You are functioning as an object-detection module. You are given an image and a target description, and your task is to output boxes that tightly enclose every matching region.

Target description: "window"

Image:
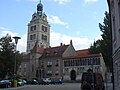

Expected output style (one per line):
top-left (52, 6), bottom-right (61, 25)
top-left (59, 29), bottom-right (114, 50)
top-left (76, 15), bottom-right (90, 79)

top-left (31, 25), bottom-right (36, 31)
top-left (30, 34), bottom-right (36, 40)
top-left (28, 44), bottom-right (30, 49)
top-left (42, 25), bottom-right (47, 32)
top-left (88, 59), bottom-right (91, 65)
top-left (112, 17), bottom-right (116, 41)
top-left (30, 35), bottom-right (32, 40)
top-left (47, 61), bottom-right (52, 67)
top-left (31, 26), bottom-right (34, 31)
top-left (64, 68), bottom-right (69, 75)
top-left (33, 34), bottom-right (36, 40)
top-left (34, 25), bottom-right (36, 30)
top-left (96, 58), bottom-right (100, 65)
top-left (47, 70), bottom-right (52, 76)
top-left (118, 2), bottom-right (120, 25)
top-left (41, 34), bottom-right (47, 41)
top-left (32, 64), bottom-right (34, 72)
top-left (55, 70), bottom-right (59, 75)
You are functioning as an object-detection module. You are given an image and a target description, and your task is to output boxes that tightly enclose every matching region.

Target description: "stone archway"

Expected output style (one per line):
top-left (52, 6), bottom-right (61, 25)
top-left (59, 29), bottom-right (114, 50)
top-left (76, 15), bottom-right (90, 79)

top-left (70, 70), bottom-right (76, 80)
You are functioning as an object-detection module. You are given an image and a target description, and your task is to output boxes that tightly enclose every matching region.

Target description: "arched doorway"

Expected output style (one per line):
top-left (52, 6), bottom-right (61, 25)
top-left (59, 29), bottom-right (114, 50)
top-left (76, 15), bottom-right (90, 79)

top-left (70, 70), bottom-right (76, 80)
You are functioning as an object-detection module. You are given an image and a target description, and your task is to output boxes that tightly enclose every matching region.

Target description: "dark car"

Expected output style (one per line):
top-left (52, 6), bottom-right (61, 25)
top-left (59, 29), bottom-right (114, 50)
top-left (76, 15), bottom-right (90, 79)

top-left (50, 79), bottom-right (63, 84)
top-left (38, 79), bottom-right (48, 85)
top-left (81, 72), bottom-right (105, 90)
top-left (0, 80), bottom-right (11, 88)
top-left (27, 79), bottom-right (38, 85)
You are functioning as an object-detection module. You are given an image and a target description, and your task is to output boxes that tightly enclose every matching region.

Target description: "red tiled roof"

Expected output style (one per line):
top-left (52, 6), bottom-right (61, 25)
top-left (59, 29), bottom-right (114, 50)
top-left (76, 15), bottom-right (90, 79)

top-left (63, 49), bottom-right (101, 60)
top-left (76, 49), bottom-right (90, 56)
top-left (63, 53), bottom-right (101, 60)
top-left (41, 45), bottom-right (69, 58)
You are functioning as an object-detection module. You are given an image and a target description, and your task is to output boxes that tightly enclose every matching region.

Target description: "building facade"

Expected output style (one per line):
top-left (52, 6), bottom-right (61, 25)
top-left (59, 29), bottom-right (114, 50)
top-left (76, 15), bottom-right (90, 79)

top-left (27, 0), bottom-right (50, 53)
top-left (63, 50), bottom-right (106, 81)
top-left (38, 40), bottom-right (77, 80)
top-left (18, 1), bottom-right (107, 81)
top-left (18, 0), bottom-right (50, 80)
top-left (108, 0), bottom-right (120, 89)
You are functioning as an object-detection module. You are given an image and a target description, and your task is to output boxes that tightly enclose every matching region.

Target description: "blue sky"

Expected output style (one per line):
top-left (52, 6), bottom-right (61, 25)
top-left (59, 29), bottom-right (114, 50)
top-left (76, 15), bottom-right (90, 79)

top-left (0, 0), bottom-right (108, 52)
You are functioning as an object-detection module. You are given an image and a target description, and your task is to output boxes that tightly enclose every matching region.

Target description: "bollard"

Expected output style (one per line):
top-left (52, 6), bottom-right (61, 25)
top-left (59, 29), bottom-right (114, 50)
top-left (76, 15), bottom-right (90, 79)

top-left (14, 80), bottom-right (17, 87)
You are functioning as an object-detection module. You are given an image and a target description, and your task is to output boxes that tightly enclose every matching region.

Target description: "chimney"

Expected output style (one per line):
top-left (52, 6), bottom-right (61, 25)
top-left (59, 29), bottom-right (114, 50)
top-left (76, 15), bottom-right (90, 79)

top-left (70, 40), bottom-right (73, 45)
top-left (60, 43), bottom-right (63, 46)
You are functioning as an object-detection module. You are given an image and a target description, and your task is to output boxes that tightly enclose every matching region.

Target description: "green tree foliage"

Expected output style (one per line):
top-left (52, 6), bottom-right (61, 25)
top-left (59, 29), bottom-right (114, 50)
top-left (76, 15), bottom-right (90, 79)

top-left (89, 11), bottom-right (112, 72)
top-left (0, 34), bottom-right (23, 79)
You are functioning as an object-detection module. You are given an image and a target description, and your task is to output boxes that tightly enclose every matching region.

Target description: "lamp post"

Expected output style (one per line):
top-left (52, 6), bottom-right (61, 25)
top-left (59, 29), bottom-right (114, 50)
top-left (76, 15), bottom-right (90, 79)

top-left (13, 36), bottom-right (21, 87)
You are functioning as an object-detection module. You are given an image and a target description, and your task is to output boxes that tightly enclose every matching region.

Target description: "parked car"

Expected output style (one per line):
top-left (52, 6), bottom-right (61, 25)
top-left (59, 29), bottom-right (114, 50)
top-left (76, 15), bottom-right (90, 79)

top-left (42, 78), bottom-right (51, 85)
top-left (0, 80), bottom-right (11, 88)
top-left (50, 79), bottom-right (63, 84)
top-left (38, 79), bottom-right (47, 85)
top-left (81, 71), bottom-right (105, 90)
top-left (17, 79), bottom-right (24, 86)
top-left (27, 79), bottom-right (38, 85)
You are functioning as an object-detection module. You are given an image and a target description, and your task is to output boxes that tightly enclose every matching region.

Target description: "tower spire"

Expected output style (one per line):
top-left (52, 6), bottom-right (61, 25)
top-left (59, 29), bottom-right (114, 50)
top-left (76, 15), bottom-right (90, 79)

top-left (37, 0), bottom-right (43, 16)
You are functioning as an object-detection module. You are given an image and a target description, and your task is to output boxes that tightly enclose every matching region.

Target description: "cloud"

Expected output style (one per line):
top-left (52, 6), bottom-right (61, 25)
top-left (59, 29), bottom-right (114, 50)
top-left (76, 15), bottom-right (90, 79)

top-left (48, 15), bottom-right (69, 29)
top-left (50, 32), bottom-right (93, 50)
top-left (0, 27), bottom-right (27, 52)
top-left (52, 0), bottom-right (71, 4)
top-left (84, 0), bottom-right (98, 3)
top-left (0, 27), bottom-right (94, 52)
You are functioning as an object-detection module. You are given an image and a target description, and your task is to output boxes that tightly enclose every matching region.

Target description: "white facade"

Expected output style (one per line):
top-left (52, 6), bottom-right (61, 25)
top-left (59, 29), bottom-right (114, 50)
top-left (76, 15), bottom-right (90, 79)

top-left (109, 0), bottom-right (120, 89)
top-left (63, 54), bottom-right (106, 81)
top-left (27, 1), bottom-right (50, 53)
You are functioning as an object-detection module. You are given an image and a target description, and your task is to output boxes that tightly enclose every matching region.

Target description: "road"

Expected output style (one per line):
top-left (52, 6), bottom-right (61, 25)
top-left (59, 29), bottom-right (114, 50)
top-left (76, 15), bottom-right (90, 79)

top-left (4, 83), bottom-right (81, 90)
top-left (0, 83), bottom-right (113, 90)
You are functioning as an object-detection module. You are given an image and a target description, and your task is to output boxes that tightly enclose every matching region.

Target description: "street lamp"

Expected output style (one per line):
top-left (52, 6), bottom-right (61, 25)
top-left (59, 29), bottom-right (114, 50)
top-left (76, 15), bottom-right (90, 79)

top-left (13, 36), bottom-right (21, 87)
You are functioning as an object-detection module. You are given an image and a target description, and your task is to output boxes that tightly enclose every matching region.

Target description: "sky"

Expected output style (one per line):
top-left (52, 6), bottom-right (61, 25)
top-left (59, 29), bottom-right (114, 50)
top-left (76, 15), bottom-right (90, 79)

top-left (0, 0), bottom-right (108, 52)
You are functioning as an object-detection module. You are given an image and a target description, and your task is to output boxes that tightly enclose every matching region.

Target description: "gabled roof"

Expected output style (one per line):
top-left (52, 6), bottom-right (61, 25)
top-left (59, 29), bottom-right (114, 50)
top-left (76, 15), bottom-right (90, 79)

top-left (63, 49), bottom-right (101, 60)
top-left (76, 49), bottom-right (90, 56)
top-left (41, 45), bottom-right (69, 58)
top-left (30, 41), bottom-right (44, 54)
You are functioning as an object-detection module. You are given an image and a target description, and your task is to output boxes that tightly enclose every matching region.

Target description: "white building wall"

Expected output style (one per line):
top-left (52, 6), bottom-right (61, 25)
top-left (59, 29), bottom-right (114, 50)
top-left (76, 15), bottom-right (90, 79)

top-left (110, 0), bottom-right (120, 89)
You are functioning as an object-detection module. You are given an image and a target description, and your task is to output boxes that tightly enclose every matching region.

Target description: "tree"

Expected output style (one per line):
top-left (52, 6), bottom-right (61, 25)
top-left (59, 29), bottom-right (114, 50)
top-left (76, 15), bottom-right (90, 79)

top-left (0, 34), bottom-right (23, 79)
top-left (89, 11), bottom-right (112, 72)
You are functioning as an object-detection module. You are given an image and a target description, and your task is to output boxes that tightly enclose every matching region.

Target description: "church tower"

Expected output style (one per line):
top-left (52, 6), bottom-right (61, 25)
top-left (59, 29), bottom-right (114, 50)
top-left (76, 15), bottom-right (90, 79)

top-left (27, 0), bottom-right (50, 53)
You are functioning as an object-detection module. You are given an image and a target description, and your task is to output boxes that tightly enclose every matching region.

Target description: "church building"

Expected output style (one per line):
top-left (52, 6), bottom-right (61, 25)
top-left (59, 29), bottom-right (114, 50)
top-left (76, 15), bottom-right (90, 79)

top-left (26, 0), bottom-right (50, 53)
top-left (18, 1), bottom-right (107, 81)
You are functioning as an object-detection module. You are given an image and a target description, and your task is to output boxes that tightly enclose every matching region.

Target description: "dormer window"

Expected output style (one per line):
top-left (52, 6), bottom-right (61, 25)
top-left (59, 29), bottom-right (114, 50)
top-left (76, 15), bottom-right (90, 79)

top-left (54, 50), bottom-right (58, 55)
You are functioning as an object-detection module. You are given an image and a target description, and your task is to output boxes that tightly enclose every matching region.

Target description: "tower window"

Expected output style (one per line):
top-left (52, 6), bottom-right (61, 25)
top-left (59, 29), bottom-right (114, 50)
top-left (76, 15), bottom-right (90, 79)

top-left (34, 25), bottom-right (36, 30)
top-left (31, 25), bottom-right (36, 31)
top-left (42, 25), bottom-right (47, 32)
top-left (41, 34), bottom-right (47, 41)
top-left (30, 34), bottom-right (36, 40)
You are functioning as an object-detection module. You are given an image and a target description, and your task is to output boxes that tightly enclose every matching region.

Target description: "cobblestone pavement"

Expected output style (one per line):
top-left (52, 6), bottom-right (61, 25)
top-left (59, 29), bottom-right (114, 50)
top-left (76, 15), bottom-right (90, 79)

top-left (0, 83), bottom-right (113, 90)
